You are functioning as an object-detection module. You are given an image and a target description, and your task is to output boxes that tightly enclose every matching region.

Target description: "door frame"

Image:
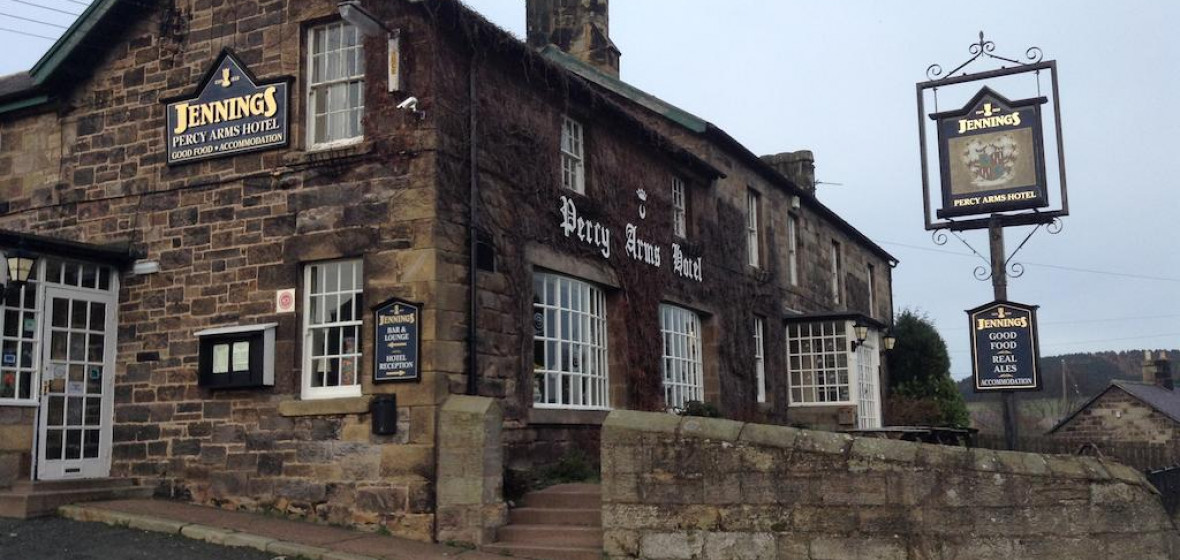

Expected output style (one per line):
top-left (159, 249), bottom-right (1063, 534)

top-left (35, 284), bottom-right (118, 480)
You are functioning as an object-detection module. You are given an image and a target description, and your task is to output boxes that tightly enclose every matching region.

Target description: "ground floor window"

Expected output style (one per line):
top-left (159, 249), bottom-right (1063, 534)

top-left (302, 259), bottom-right (364, 399)
top-left (532, 272), bottom-right (609, 409)
top-left (787, 321), bottom-right (850, 404)
top-left (660, 304), bottom-right (703, 410)
top-left (0, 282), bottom-right (37, 402)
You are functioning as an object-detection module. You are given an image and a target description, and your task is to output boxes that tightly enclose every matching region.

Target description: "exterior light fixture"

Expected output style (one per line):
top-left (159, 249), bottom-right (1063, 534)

top-left (3, 248), bottom-right (37, 292)
top-left (336, 1), bottom-right (405, 94)
top-left (883, 330), bottom-right (897, 351)
top-left (337, 1), bottom-right (388, 36)
top-left (850, 320), bottom-right (869, 350)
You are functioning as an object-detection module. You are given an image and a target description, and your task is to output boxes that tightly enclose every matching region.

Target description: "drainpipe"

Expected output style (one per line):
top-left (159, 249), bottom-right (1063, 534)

top-left (466, 52), bottom-right (479, 396)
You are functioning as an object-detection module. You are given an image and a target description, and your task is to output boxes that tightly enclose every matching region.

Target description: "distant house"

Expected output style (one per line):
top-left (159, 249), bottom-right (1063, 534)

top-left (1048, 352), bottom-right (1178, 445)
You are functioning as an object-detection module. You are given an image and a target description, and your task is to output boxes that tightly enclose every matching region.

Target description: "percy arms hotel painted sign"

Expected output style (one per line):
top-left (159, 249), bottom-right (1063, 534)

top-left (163, 49), bottom-right (291, 165)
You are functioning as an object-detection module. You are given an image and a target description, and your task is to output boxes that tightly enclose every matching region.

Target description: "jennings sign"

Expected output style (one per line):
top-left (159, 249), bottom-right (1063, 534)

top-left (931, 87), bottom-right (1049, 218)
top-left (373, 298), bottom-right (421, 383)
top-left (968, 300), bottom-right (1041, 392)
top-left (163, 50), bottom-right (291, 165)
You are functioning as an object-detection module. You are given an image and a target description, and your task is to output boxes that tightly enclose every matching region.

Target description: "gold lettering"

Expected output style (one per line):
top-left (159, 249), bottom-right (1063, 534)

top-left (173, 102), bottom-right (190, 134)
top-left (170, 87), bottom-right (283, 137)
top-left (975, 317), bottom-right (1029, 330)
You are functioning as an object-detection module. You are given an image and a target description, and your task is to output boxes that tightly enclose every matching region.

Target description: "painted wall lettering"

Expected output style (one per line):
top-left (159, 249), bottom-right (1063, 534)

top-left (559, 195), bottom-right (611, 258)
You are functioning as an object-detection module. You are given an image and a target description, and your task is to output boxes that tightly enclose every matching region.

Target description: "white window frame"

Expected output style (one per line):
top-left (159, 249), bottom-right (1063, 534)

top-left (754, 317), bottom-right (766, 403)
top-left (660, 304), bottom-right (704, 410)
top-left (561, 116), bottom-right (585, 194)
top-left (830, 241), bottom-right (842, 305)
top-left (746, 188), bottom-right (761, 268)
top-left (786, 320), bottom-right (852, 406)
top-left (867, 264), bottom-right (876, 318)
top-left (532, 272), bottom-right (610, 410)
top-left (0, 257), bottom-right (117, 407)
top-left (672, 176), bottom-right (687, 239)
top-left (856, 335), bottom-right (881, 429)
top-left (788, 214), bottom-right (799, 286)
top-left (301, 259), bottom-right (364, 400)
top-left (307, 21), bottom-right (365, 150)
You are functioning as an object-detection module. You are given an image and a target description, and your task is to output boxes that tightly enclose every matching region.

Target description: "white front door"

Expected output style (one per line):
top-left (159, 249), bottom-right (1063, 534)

top-left (36, 287), bottom-right (116, 480)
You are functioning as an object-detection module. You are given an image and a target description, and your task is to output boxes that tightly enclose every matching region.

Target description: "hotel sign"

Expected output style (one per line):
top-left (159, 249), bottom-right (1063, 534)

top-left (373, 298), bottom-right (421, 383)
top-left (968, 300), bottom-right (1041, 392)
top-left (163, 49), bottom-right (291, 165)
top-left (931, 86), bottom-right (1049, 219)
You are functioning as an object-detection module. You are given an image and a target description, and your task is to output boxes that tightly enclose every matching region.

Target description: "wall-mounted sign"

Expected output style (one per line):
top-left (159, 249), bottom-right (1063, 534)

top-left (163, 49), bottom-right (292, 165)
top-left (275, 288), bottom-right (296, 314)
top-left (932, 87), bottom-right (1049, 218)
top-left (968, 300), bottom-right (1041, 392)
top-left (373, 298), bottom-right (421, 383)
top-left (388, 31), bottom-right (402, 92)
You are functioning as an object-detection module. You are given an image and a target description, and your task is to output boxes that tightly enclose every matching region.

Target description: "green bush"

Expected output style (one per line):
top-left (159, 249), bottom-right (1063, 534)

top-left (677, 400), bottom-right (721, 418)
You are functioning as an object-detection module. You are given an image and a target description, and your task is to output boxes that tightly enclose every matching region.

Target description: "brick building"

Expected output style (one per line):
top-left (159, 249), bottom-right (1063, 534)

top-left (0, 0), bottom-right (894, 544)
top-left (1049, 352), bottom-right (1179, 444)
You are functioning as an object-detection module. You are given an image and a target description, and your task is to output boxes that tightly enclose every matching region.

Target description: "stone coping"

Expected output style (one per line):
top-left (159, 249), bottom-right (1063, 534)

top-left (603, 410), bottom-right (1153, 488)
top-left (278, 396), bottom-right (372, 418)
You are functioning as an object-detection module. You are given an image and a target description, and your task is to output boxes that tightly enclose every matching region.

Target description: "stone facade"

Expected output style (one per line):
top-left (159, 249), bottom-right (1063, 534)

top-left (601, 410), bottom-right (1179, 560)
top-left (1052, 387), bottom-right (1180, 445)
top-left (0, 0), bottom-right (895, 542)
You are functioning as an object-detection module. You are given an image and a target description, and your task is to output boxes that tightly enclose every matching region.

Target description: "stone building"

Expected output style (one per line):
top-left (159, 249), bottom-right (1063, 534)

top-left (0, 0), bottom-right (894, 544)
top-left (1049, 352), bottom-right (1179, 444)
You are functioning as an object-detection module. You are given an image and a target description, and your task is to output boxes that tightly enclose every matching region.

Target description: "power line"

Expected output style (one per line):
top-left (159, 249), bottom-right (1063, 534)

top-left (10, 0), bottom-right (80, 17)
top-left (0, 11), bottom-right (67, 28)
top-left (0, 25), bottom-right (57, 40)
top-left (62, 0), bottom-right (91, 6)
top-left (878, 239), bottom-right (1180, 284)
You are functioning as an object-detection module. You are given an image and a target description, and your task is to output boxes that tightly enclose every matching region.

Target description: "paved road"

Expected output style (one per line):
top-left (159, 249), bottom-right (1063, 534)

top-left (0, 517), bottom-right (274, 560)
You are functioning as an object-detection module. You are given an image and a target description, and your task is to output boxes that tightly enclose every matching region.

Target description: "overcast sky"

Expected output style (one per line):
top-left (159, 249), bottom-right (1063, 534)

top-left (3, 1), bottom-right (1179, 380)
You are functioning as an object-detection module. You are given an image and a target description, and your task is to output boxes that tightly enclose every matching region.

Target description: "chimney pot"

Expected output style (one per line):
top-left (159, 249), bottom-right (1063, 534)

top-left (761, 150), bottom-right (816, 195)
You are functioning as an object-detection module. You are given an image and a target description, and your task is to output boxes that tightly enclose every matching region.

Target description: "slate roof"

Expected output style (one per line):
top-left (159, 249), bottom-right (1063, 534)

top-left (1047, 380), bottom-right (1180, 434)
top-left (0, 72), bottom-right (33, 99)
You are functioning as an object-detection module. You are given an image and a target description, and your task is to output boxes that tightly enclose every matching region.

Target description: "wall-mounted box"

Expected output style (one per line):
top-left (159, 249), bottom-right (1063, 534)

top-left (195, 323), bottom-right (277, 389)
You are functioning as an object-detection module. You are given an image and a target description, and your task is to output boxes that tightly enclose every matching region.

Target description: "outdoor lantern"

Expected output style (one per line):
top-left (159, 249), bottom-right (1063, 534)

top-left (883, 331), bottom-right (897, 351)
top-left (4, 248), bottom-right (37, 290)
top-left (851, 320), bottom-right (870, 350)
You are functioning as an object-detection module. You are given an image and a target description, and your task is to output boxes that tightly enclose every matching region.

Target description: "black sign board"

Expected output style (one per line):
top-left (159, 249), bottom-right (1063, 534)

top-left (931, 86), bottom-right (1049, 219)
top-left (163, 49), bottom-right (291, 165)
top-left (373, 298), bottom-right (421, 383)
top-left (968, 300), bottom-right (1041, 392)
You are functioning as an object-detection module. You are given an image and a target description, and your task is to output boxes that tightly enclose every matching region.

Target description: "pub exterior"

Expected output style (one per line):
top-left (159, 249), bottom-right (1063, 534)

top-left (0, 0), bottom-right (895, 544)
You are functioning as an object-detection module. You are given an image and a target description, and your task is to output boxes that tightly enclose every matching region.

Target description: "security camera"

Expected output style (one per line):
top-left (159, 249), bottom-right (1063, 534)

top-left (397, 97), bottom-right (419, 112)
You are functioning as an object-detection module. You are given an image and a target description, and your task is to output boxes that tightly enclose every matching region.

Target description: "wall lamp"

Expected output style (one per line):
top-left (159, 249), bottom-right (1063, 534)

top-left (2, 248), bottom-right (38, 295)
top-left (882, 330), bottom-right (897, 352)
top-left (337, 1), bottom-right (408, 95)
top-left (850, 320), bottom-right (870, 351)
top-left (337, 1), bottom-right (389, 36)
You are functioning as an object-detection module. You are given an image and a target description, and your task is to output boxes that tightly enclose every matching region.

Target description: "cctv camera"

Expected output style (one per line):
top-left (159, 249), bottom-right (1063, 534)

top-left (397, 97), bottom-right (419, 111)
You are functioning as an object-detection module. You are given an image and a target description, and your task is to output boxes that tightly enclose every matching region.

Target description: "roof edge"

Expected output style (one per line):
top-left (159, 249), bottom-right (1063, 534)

top-left (29, 0), bottom-right (120, 85)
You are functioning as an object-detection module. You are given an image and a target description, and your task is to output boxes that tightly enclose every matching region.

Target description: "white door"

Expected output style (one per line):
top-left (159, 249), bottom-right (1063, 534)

top-left (36, 287), bottom-right (116, 480)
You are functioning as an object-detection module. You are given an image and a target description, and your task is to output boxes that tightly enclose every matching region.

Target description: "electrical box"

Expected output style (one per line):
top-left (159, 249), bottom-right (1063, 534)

top-left (195, 323), bottom-right (277, 389)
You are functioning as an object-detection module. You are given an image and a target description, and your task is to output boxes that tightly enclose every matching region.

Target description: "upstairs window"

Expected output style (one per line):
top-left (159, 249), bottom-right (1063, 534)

top-left (308, 21), bottom-right (365, 149)
top-left (830, 241), bottom-right (842, 305)
top-left (754, 317), bottom-right (766, 403)
top-left (561, 116), bottom-right (585, 194)
top-left (788, 214), bottom-right (800, 286)
top-left (302, 259), bottom-right (364, 399)
top-left (746, 189), bottom-right (761, 268)
top-left (867, 264), bottom-right (876, 318)
top-left (660, 304), bottom-right (704, 410)
top-left (672, 177), bottom-right (687, 239)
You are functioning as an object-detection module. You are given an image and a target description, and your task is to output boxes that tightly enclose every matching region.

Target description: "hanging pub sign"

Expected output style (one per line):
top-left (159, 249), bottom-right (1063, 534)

top-left (162, 49), bottom-right (292, 165)
top-left (968, 300), bottom-right (1041, 392)
top-left (931, 86), bottom-right (1049, 219)
top-left (373, 298), bottom-right (421, 383)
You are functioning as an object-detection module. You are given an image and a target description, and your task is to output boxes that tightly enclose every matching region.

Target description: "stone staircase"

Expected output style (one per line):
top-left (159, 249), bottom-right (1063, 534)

top-left (484, 483), bottom-right (603, 560)
top-left (0, 478), bottom-right (152, 519)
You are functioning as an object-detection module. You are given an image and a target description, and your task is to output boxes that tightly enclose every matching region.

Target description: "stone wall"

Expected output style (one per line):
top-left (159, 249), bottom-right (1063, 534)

top-left (435, 395), bottom-right (507, 546)
top-left (601, 410), bottom-right (1179, 560)
top-left (0, 408), bottom-right (34, 487)
top-left (1053, 387), bottom-right (1180, 445)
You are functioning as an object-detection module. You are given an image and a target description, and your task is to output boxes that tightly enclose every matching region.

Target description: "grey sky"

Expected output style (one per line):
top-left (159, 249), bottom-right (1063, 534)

top-left (3, 1), bottom-right (1179, 380)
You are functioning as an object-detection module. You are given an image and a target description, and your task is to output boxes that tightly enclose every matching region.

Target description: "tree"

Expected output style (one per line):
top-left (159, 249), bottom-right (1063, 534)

top-left (885, 309), bottom-right (970, 428)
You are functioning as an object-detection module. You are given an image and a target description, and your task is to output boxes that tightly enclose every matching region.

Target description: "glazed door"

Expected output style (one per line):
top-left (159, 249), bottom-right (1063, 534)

top-left (36, 287), bottom-right (116, 480)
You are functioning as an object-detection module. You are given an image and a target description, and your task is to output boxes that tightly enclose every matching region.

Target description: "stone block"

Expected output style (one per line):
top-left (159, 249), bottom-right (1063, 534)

top-left (639, 531), bottom-right (704, 560)
top-left (736, 422), bottom-right (798, 448)
top-left (0, 425), bottom-right (33, 451)
top-left (793, 429), bottom-right (852, 456)
top-left (701, 532), bottom-right (774, 560)
top-left (679, 417), bottom-right (743, 442)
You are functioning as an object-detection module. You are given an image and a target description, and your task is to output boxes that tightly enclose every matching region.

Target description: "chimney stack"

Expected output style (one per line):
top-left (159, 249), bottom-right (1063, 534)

top-left (1141, 350), bottom-right (1173, 391)
top-left (761, 150), bottom-right (816, 195)
top-left (526, 0), bottom-right (621, 77)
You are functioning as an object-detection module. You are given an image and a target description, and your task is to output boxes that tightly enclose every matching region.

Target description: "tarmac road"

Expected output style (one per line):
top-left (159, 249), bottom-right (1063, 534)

top-left (0, 517), bottom-right (274, 560)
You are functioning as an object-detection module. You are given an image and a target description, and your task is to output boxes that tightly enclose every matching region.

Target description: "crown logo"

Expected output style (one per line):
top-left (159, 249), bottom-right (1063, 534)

top-left (636, 189), bottom-right (647, 202)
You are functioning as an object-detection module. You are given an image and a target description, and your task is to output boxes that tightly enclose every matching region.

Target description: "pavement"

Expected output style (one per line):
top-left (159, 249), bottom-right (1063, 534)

top-left (52, 499), bottom-right (505, 560)
top-left (0, 516), bottom-right (275, 560)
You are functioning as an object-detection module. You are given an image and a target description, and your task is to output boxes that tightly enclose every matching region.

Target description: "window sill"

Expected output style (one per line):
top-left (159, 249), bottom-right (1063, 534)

top-left (529, 407), bottom-right (610, 426)
top-left (283, 140), bottom-right (374, 167)
top-left (0, 401), bottom-right (39, 408)
top-left (279, 395), bottom-right (372, 417)
top-left (788, 402), bottom-right (855, 408)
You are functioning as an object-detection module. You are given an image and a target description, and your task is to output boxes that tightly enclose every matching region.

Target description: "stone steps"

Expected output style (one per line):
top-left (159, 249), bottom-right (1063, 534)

top-left (0, 478), bottom-right (152, 519)
top-left (486, 483), bottom-right (602, 560)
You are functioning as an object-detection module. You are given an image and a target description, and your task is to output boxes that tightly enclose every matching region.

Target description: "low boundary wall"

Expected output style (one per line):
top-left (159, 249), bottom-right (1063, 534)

top-left (601, 410), bottom-right (1178, 560)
